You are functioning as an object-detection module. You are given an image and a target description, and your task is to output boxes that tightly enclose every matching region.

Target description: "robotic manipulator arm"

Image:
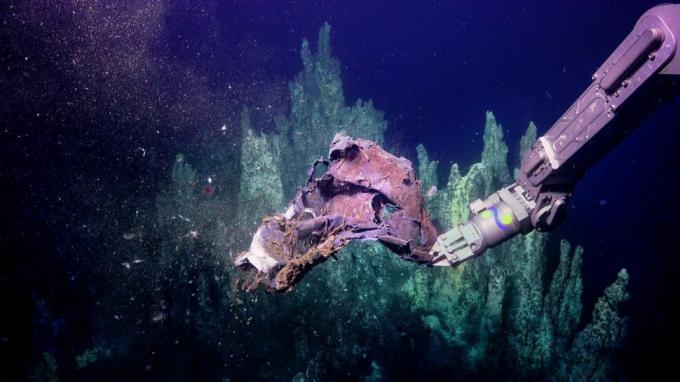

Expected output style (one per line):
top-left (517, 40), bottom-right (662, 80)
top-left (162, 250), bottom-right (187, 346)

top-left (430, 4), bottom-right (680, 266)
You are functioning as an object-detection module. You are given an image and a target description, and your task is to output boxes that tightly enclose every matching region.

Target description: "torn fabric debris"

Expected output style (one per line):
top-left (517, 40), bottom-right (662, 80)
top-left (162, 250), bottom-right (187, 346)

top-left (235, 134), bottom-right (437, 292)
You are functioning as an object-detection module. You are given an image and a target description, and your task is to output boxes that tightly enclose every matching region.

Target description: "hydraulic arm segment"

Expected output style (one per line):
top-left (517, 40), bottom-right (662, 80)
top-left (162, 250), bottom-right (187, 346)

top-left (430, 4), bottom-right (680, 266)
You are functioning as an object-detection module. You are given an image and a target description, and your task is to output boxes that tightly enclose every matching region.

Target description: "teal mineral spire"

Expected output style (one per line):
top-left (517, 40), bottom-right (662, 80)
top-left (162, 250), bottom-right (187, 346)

top-left (237, 106), bottom-right (284, 235)
top-left (515, 121), bottom-right (538, 178)
top-left (417, 112), bottom-right (512, 228)
top-left (276, 23), bottom-right (387, 195)
top-left (283, 21), bottom-right (345, 185)
top-left (171, 153), bottom-right (197, 202)
top-left (558, 269), bottom-right (630, 381)
top-left (545, 241), bottom-right (584, 352)
top-left (412, 114), bottom-right (629, 378)
top-left (519, 121), bottom-right (537, 164)
top-left (481, 111), bottom-right (511, 186)
top-left (416, 143), bottom-right (438, 193)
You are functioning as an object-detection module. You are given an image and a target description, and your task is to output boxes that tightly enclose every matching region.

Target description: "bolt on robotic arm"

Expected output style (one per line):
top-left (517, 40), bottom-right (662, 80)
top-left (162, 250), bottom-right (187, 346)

top-left (430, 4), bottom-right (680, 266)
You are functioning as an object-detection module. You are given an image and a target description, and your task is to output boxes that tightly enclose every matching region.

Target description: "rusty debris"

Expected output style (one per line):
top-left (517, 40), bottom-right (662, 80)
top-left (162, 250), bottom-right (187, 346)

top-left (235, 134), bottom-right (437, 292)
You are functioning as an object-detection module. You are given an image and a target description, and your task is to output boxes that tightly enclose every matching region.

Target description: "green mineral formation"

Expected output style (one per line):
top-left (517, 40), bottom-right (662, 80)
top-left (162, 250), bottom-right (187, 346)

top-left (411, 115), bottom-right (629, 379)
top-left (274, 22), bottom-right (388, 195)
top-left (75, 348), bottom-right (98, 369)
top-left (29, 352), bottom-right (59, 382)
top-left (231, 23), bottom-right (389, 204)
top-left (480, 111), bottom-right (512, 185)
top-left (421, 111), bottom-right (511, 229)
top-left (515, 120), bottom-right (537, 179)
top-left (236, 106), bottom-right (284, 235)
top-left (518, 121), bottom-right (537, 163)
top-left (416, 143), bottom-right (438, 193)
top-left (557, 269), bottom-right (630, 381)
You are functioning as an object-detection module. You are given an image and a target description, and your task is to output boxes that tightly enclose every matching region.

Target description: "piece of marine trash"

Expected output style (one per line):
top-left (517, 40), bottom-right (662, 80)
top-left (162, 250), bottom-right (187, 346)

top-left (235, 133), bottom-right (438, 292)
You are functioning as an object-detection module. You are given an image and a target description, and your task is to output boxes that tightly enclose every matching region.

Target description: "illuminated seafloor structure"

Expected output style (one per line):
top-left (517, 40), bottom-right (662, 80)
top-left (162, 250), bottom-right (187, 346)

top-left (21, 24), bottom-right (629, 381)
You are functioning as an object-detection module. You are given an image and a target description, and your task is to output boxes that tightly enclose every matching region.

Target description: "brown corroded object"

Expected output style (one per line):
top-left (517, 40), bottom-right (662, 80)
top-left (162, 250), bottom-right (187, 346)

top-left (235, 134), bottom-right (437, 292)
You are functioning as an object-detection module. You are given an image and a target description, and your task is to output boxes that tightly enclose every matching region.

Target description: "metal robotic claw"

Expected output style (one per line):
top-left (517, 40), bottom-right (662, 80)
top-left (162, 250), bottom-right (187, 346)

top-left (430, 3), bottom-right (680, 266)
